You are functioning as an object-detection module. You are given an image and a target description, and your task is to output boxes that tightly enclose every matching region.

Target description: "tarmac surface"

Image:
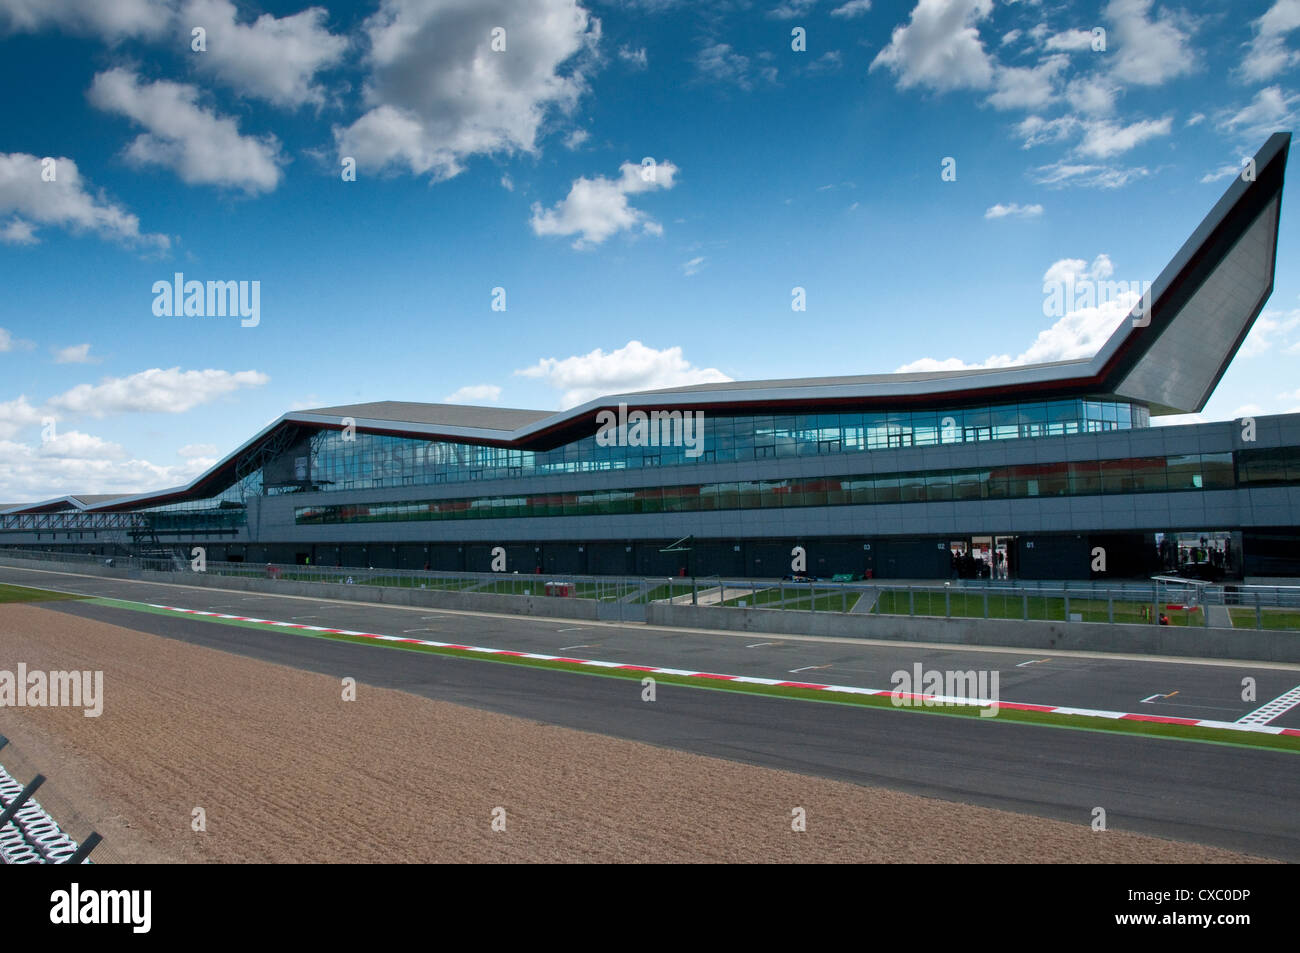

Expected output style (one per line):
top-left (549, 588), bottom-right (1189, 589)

top-left (4, 564), bottom-right (1300, 859)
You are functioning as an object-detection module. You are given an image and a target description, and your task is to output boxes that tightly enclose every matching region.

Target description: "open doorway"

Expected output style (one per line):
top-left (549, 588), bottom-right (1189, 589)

top-left (949, 535), bottom-right (1015, 579)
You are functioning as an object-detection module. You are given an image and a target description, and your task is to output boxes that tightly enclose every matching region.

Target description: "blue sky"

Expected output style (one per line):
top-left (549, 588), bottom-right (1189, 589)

top-left (1, 0), bottom-right (1298, 502)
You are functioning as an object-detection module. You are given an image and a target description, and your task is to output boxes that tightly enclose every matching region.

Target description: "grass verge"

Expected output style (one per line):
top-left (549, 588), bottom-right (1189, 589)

top-left (0, 583), bottom-right (87, 604)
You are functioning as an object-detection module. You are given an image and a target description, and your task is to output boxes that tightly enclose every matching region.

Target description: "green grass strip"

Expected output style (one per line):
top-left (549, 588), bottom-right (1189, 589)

top-left (79, 595), bottom-right (1300, 755)
top-left (0, 582), bottom-right (88, 604)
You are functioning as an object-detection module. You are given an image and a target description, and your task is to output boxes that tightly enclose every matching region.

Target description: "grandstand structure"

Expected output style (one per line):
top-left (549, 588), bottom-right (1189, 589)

top-left (2, 133), bottom-right (1297, 580)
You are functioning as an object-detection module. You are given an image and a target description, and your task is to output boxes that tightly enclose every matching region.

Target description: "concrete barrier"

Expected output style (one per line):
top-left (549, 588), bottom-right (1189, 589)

top-left (646, 602), bottom-right (1300, 663)
top-left (0, 555), bottom-right (601, 622)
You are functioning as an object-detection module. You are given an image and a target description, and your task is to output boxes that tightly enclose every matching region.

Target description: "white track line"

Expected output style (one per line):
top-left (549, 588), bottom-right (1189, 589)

top-left (135, 602), bottom-right (1300, 737)
top-left (1140, 692), bottom-right (1178, 704)
top-left (2, 563), bottom-right (1299, 670)
top-left (1237, 684), bottom-right (1300, 726)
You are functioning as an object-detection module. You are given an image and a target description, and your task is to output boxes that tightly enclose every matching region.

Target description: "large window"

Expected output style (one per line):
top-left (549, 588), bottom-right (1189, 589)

top-left (295, 449), bottom-right (1273, 527)
top-left (292, 398), bottom-right (1150, 496)
top-left (1238, 446), bottom-right (1300, 485)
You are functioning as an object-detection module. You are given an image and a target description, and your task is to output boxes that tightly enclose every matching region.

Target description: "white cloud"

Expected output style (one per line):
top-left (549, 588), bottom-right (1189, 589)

top-left (1239, 308), bottom-right (1300, 357)
top-left (334, 0), bottom-right (599, 180)
top-left (871, 0), bottom-right (996, 92)
top-left (1029, 160), bottom-right (1149, 189)
top-left (0, 152), bottom-right (170, 249)
top-left (88, 68), bottom-right (284, 194)
top-left (894, 356), bottom-right (987, 373)
top-left (1043, 253), bottom-right (1113, 285)
top-left (38, 430), bottom-right (124, 460)
top-left (53, 343), bottom-right (99, 364)
top-left (618, 45), bottom-right (648, 69)
top-left (46, 367), bottom-right (270, 417)
top-left (515, 340), bottom-right (732, 408)
top-left (1105, 0), bottom-right (1196, 86)
top-left (0, 328), bottom-right (34, 353)
top-left (985, 202), bottom-right (1043, 219)
top-left (1186, 112), bottom-right (1205, 126)
top-left (1075, 116), bottom-right (1172, 158)
top-left (1044, 29), bottom-right (1094, 52)
top-left (682, 256), bottom-right (706, 275)
top-left (180, 0), bottom-right (346, 108)
top-left (1015, 114), bottom-right (1080, 148)
top-left (770, 0), bottom-right (819, 19)
top-left (530, 159), bottom-right (679, 249)
top-left (1001, 29), bottom-right (1022, 46)
top-left (0, 439), bottom-right (216, 502)
top-left (1151, 412), bottom-right (1207, 427)
top-left (0, 0), bottom-right (173, 40)
top-left (1018, 114), bottom-right (1172, 158)
top-left (442, 384), bottom-right (502, 404)
top-left (0, 218), bottom-right (37, 244)
top-left (806, 50), bottom-right (843, 73)
top-left (1241, 0), bottom-right (1300, 82)
top-left (897, 254), bottom-right (1132, 371)
top-left (987, 55), bottom-right (1066, 110)
top-left (695, 43), bottom-right (758, 90)
top-left (1218, 85), bottom-right (1300, 141)
top-left (0, 395), bottom-right (44, 440)
top-left (500, 173), bottom-right (514, 191)
top-left (1199, 163), bottom-right (1243, 184)
top-left (564, 128), bottom-right (590, 150)
top-left (178, 443), bottom-right (218, 458)
top-left (831, 0), bottom-right (872, 17)
top-left (1065, 75), bottom-right (1120, 115)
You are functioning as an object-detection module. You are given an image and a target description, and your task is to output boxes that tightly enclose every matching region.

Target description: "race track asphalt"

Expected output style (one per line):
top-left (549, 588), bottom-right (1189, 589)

top-left (4, 564), bottom-right (1299, 860)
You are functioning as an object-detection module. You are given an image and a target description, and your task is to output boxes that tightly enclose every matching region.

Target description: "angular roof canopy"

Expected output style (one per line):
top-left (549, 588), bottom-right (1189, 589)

top-left (3, 133), bottom-right (1288, 516)
top-left (299, 401), bottom-right (551, 434)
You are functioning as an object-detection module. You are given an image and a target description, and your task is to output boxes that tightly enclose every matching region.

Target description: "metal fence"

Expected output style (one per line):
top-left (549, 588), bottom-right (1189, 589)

top-left (2, 547), bottom-right (1299, 629)
top-left (645, 576), bottom-right (1300, 629)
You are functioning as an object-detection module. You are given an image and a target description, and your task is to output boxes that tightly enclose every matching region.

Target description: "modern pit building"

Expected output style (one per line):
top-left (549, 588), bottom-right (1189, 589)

top-left (3, 133), bottom-right (1298, 581)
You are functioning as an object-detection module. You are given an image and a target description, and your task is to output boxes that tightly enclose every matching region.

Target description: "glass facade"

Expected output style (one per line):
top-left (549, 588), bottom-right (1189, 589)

top-left (298, 399), bottom-right (1146, 495)
top-left (22, 399), bottom-right (1151, 524)
top-left (295, 450), bottom-right (1241, 526)
top-left (133, 471), bottom-right (260, 529)
top-left (1238, 445), bottom-right (1300, 485)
